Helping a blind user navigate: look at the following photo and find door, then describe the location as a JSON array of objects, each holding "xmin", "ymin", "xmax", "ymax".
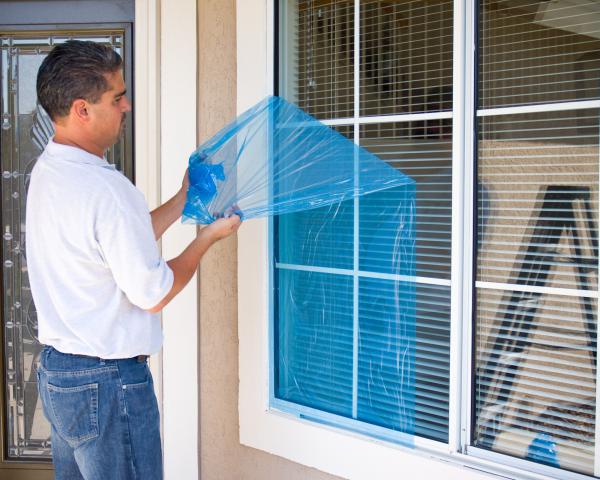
[{"xmin": 0, "ymin": 2, "xmax": 134, "ymax": 478}]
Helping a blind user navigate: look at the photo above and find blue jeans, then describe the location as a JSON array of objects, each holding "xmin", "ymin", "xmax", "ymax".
[{"xmin": 37, "ymin": 346, "xmax": 163, "ymax": 480}]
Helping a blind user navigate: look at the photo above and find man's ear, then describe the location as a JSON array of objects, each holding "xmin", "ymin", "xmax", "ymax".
[{"xmin": 71, "ymin": 99, "xmax": 90, "ymax": 123}]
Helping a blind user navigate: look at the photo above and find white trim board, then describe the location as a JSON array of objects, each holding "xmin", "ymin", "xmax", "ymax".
[
  {"xmin": 159, "ymin": 1, "xmax": 199, "ymax": 479},
  {"xmin": 133, "ymin": 1, "xmax": 198, "ymax": 477},
  {"xmin": 133, "ymin": 0, "xmax": 161, "ymax": 397}
]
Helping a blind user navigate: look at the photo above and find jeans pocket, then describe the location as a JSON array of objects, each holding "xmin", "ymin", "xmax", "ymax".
[
  {"xmin": 122, "ymin": 362, "xmax": 150, "ymax": 390},
  {"xmin": 47, "ymin": 382, "xmax": 99, "ymax": 447}
]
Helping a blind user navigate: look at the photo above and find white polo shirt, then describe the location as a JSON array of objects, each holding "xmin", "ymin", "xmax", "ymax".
[{"xmin": 26, "ymin": 140, "xmax": 174, "ymax": 358}]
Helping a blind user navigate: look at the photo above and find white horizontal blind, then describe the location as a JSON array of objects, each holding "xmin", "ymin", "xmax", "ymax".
[
  {"xmin": 360, "ymin": 0, "xmax": 453, "ymax": 116},
  {"xmin": 473, "ymin": 0, "xmax": 600, "ymax": 476},
  {"xmin": 295, "ymin": 0, "xmax": 354, "ymax": 119},
  {"xmin": 477, "ymin": 111, "xmax": 599, "ymax": 290},
  {"xmin": 478, "ymin": 0, "xmax": 600, "ymax": 108},
  {"xmin": 360, "ymin": 123, "xmax": 452, "ymax": 440},
  {"xmin": 361, "ymin": 122, "xmax": 452, "ymax": 279},
  {"xmin": 276, "ymin": 0, "xmax": 454, "ymax": 445}
]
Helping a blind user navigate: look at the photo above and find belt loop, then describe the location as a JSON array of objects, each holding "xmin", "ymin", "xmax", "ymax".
[
  {"xmin": 43, "ymin": 345, "xmax": 52, "ymax": 366},
  {"xmin": 39, "ymin": 346, "xmax": 47, "ymax": 369}
]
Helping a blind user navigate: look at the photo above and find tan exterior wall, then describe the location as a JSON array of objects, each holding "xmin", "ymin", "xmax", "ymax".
[{"xmin": 196, "ymin": 1, "xmax": 341, "ymax": 478}]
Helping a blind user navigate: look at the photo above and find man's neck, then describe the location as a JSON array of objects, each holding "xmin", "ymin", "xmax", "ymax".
[{"xmin": 53, "ymin": 129, "xmax": 105, "ymax": 158}]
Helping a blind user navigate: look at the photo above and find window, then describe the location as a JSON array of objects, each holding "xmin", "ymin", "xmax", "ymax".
[
  {"xmin": 472, "ymin": 0, "xmax": 600, "ymax": 475},
  {"xmin": 276, "ymin": 0, "xmax": 453, "ymax": 445},
  {"xmin": 272, "ymin": 0, "xmax": 600, "ymax": 478}
]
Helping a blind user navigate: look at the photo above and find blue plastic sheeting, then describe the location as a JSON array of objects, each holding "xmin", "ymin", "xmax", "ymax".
[
  {"xmin": 275, "ymin": 186, "xmax": 416, "ymax": 446},
  {"xmin": 182, "ymin": 95, "xmax": 413, "ymax": 223},
  {"xmin": 184, "ymin": 95, "xmax": 416, "ymax": 447}
]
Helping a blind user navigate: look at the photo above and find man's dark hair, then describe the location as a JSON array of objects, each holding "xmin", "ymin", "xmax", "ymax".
[{"xmin": 36, "ymin": 40, "xmax": 122, "ymax": 121}]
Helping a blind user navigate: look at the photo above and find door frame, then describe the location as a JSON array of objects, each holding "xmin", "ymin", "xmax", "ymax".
[
  {"xmin": 0, "ymin": 0, "xmax": 200, "ymax": 477},
  {"xmin": 0, "ymin": 13, "xmax": 133, "ymax": 480}
]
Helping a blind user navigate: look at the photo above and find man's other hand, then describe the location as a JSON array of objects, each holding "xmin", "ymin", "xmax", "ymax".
[{"xmin": 205, "ymin": 214, "xmax": 242, "ymax": 241}]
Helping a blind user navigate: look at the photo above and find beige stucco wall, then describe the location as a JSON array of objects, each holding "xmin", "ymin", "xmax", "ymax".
[{"xmin": 196, "ymin": 1, "xmax": 341, "ymax": 478}]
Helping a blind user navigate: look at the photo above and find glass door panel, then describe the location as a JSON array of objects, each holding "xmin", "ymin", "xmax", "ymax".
[{"xmin": 0, "ymin": 28, "xmax": 132, "ymax": 462}]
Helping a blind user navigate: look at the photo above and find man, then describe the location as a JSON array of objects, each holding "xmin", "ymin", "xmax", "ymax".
[{"xmin": 26, "ymin": 40, "xmax": 240, "ymax": 479}]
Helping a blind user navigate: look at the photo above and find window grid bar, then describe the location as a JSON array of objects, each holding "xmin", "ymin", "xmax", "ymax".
[
  {"xmin": 322, "ymin": 111, "xmax": 453, "ymax": 127},
  {"xmin": 275, "ymin": 263, "xmax": 452, "ymax": 287},
  {"xmin": 476, "ymin": 280, "xmax": 599, "ymax": 299},
  {"xmin": 351, "ymin": 0, "xmax": 360, "ymax": 421},
  {"xmin": 477, "ymin": 99, "xmax": 600, "ymax": 117}
]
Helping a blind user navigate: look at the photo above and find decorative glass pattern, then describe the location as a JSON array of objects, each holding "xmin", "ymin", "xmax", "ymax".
[{"xmin": 0, "ymin": 30, "xmax": 130, "ymax": 460}]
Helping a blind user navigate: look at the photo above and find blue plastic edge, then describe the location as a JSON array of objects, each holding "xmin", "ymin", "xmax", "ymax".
[{"xmin": 270, "ymin": 397, "xmax": 415, "ymax": 448}]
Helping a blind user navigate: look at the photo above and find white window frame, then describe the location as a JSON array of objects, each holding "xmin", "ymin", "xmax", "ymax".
[
  {"xmin": 237, "ymin": 1, "xmax": 600, "ymax": 479},
  {"xmin": 134, "ymin": 1, "xmax": 199, "ymax": 478}
]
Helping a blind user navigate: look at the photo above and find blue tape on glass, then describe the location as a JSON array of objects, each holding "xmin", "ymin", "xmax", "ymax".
[
  {"xmin": 182, "ymin": 95, "xmax": 414, "ymax": 224},
  {"xmin": 527, "ymin": 432, "xmax": 560, "ymax": 468}
]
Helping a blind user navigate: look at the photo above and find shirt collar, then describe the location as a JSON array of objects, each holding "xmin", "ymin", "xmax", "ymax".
[{"xmin": 44, "ymin": 139, "xmax": 115, "ymax": 169}]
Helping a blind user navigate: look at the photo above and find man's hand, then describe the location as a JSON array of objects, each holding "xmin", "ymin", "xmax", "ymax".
[{"xmin": 204, "ymin": 214, "xmax": 242, "ymax": 241}]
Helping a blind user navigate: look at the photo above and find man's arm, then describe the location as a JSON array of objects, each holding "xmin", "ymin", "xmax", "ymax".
[
  {"xmin": 146, "ymin": 214, "xmax": 241, "ymax": 313},
  {"xmin": 149, "ymin": 169, "xmax": 189, "ymax": 240}
]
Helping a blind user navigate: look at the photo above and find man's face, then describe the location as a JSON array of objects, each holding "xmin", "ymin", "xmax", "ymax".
[{"xmin": 86, "ymin": 70, "xmax": 131, "ymax": 151}]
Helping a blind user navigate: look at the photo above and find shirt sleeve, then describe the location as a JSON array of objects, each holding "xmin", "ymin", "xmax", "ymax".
[{"xmin": 95, "ymin": 179, "xmax": 174, "ymax": 310}]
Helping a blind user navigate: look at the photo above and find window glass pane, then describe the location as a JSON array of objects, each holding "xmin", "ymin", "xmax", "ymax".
[
  {"xmin": 275, "ymin": 269, "xmax": 354, "ymax": 416},
  {"xmin": 277, "ymin": 125, "xmax": 354, "ymax": 270},
  {"xmin": 413, "ymin": 284, "xmax": 450, "ymax": 442},
  {"xmin": 477, "ymin": 110, "xmax": 599, "ymax": 290},
  {"xmin": 276, "ymin": 0, "xmax": 451, "ymax": 446},
  {"xmin": 359, "ymin": 186, "xmax": 414, "ymax": 274},
  {"xmin": 278, "ymin": 200, "xmax": 355, "ymax": 269},
  {"xmin": 358, "ymin": 277, "xmax": 415, "ymax": 435},
  {"xmin": 474, "ymin": 108, "xmax": 599, "ymax": 474},
  {"xmin": 280, "ymin": 0, "xmax": 354, "ymax": 119},
  {"xmin": 474, "ymin": 288, "xmax": 596, "ymax": 475},
  {"xmin": 361, "ymin": 122, "xmax": 452, "ymax": 279},
  {"xmin": 475, "ymin": 0, "xmax": 600, "ymax": 471},
  {"xmin": 479, "ymin": 0, "xmax": 600, "ymax": 109},
  {"xmin": 360, "ymin": 0, "xmax": 453, "ymax": 116}
]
